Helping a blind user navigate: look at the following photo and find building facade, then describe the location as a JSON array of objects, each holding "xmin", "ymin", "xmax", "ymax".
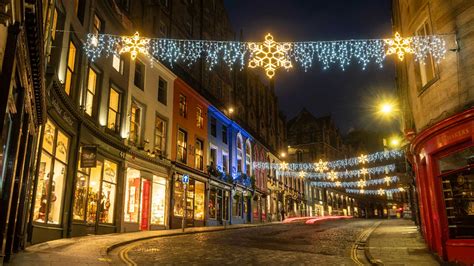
[{"xmin": 392, "ymin": 0, "xmax": 474, "ymax": 263}]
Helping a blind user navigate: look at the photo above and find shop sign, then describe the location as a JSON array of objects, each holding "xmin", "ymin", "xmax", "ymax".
[{"xmin": 81, "ymin": 145, "xmax": 98, "ymax": 168}]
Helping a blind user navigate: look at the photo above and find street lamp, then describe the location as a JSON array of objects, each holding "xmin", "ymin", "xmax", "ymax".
[{"xmin": 280, "ymin": 152, "xmax": 286, "ymax": 158}]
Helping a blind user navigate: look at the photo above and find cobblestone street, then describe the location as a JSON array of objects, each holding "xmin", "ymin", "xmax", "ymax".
[{"xmin": 117, "ymin": 219, "xmax": 376, "ymax": 265}]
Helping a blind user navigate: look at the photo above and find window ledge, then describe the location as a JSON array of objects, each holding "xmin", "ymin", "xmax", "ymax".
[{"xmin": 418, "ymin": 76, "xmax": 439, "ymax": 96}]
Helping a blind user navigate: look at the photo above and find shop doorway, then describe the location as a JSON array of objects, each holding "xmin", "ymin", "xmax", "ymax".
[{"xmin": 140, "ymin": 179, "xmax": 151, "ymax": 230}]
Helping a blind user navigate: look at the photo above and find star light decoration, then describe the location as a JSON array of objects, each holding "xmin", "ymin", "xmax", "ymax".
[
  {"xmin": 378, "ymin": 188, "xmax": 385, "ymax": 196},
  {"xmin": 328, "ymin": 170, "xmax": 337, "ymax": 181},
  {"xmin": 248, "ymin": 33, "xmax": 292, "ymax": 78},
  {"xmin": 358, "ymin": 154, "xmax": 368, "ymax": 164},
  {"xmin": 120, "ymin": 32, "xmax": 150, "ymax": 60},
  {"xmin": 384, "ymin": 32, "xmax": 414, "ymax": 61},
  {"xmin": 357, "ymin": 179, "xmax": 367, "ymax": 188},
  {"xmin": 384, "ymin": 176, "xmax": 391, "ymax": 186},
  {"xmin": 314, "ymin": 159, "xmax": 329, "ymax": 173}
]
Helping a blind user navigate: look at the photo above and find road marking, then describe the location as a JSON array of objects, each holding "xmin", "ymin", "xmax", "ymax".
[{"xmin": 351, "ymin": 221, "xmax": 381, "ymax": 265}]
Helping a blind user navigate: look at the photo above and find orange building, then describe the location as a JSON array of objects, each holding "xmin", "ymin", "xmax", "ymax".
[{"xmin": 170, "ymin": 78, "xmax": 210, "ymax": 228}]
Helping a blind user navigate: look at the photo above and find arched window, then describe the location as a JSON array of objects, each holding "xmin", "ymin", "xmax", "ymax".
[
  {"xmin": 236, "ymin": 133, "xmax": 243, "ymax": 173},
  {"xmin": 245, "ymin": 140, "xmax": 252, "ymax": 176}
]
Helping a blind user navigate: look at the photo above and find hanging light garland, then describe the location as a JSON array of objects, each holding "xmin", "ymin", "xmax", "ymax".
[
  {"xmin": 253, "ymin": 149, "xmax": 403, "ymax": 172},
  {"xmin": 311, "ymin": 175, "xmax": 399, "ymax": 188},
  {"xmin": 83, "ymin": 32, "xmax": 447, "ymax": 79},
  {"xmin": 345, "ymin": 187, "xmax": 405, "ymax": 195},
  {"xmin": 277, "ymin": 163, "xmax": 396, "ymax": 180}
]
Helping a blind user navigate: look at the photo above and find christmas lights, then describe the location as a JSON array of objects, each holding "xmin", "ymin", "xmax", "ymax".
[
  {"xmin": 277, "ymin": 163, "xmax": 396, "ymax": 180},
  {"xmin": 311, "ymin": 175, "xmax": 399, "ymax": 188},
  {"xmin": 253, "ymin": 149, "xmax": 404, "ymax": 172},
  {"xmin": 345, "ymin": 187, "xmax": 405, "ymax": 195},
  {"xmin": 83, "ymin": 32, "xmax": 448, "ymax": 78}
]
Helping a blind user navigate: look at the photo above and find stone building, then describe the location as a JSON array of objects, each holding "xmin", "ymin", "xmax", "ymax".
[{"xmin": 392, "ymin": 0, "xmax": 474, "ymax": 264}]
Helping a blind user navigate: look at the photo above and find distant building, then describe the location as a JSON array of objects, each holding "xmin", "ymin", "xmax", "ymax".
[{"xmin": 392, "ymin": 0, "xmax": 474, "ymax": 264}]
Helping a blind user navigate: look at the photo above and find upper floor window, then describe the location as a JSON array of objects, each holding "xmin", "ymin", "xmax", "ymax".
[
  {"xmin": 92, "ymin": 14, "xmax": 103, "ymax": 36},
  {"xmin": 210, "ymin": 117, "xmax": 217, "ymax": 137},
  {"xmin": 158, "ymin": 77, "xmax": 167, "ymax": 105},
  {"xmin": 107, "ymin": 87, "xmax": 121, "ymax": 132},
  {"xmin": 222, "ymin": 125, "xmax": 228, "ymax": 144},
  {"xmin": 154, "ymin": 116, "xmax": 166, "ymax": 155},
  {"xmin": 195, "ymin": 139, "xmax": 204, "ymax": 170},
  {"xmin": 245, "ymin": 140, "xmax": 252, "ymax": 176},
  {"xmin": 159, "ymin": 21, "xmax": 167, "ymax": 37},
  {"xmin": 296, "ymin": 150, "xmax": 303, "ymax": 162},
  {"xmin": 51, "ymin": 9, "xmax": 58, "ymax": 41},
  {"xmin": 85, "ymin": 67, "xmax": 98, "ymax": 116},
  {"xmin": 416, "ymin": 20, "xmax": 436, "ymax": 90},
  {"xmin": 74, "ymin": 0, "xmax": 85, "ymax": 23},
  {"xmin": 129, "ymin": 101, "xmax": 142, "ymax": 146},
  {"xmin": 196, "ymin": 107, "xmax": 204, "ymax": 128},
  {"xmin": 134, "ymin": 60, "xmax": 145, "ymax": 90},
  {"xmin": 179, "ymin": 94, "xmax": 187, "ymax": 117},
  {"xmin": 177, "ymin": 129, "xmax": 187, "ymax": 163},
  {"xmin": 65, "ymin": 41, "xmax": 77, "ymax": 95},
  {"xmin": 237, "ymin": 134, "xmax": 243, "ymax": 173},
  {"xmin": 112, "ymin": 54, "xmax": 124, "ymax": 75}
]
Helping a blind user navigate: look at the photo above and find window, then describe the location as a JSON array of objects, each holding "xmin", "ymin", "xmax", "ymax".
[
  {"xmin": 209, "ymin": 187, "xmax": 217, "ymax": 219},
  {"xmin": 33, "ymin": 120, "xmax": 69, "ymax": 224},
  {"xmin": 85, "ymin": 67, "xmax": 98, "ymax": 116},
  {"xmin": 296, "ymin": 150, "xmax": 303, "ymax": 162},
  {"xmin": 74, "ymin": 0, "xmax": 85, "ymax": 23},
  {"xmin": 129, "ymin": 101, "xmax": 142, "ymax": 146},
  {"xmin": 158, "ymin": 78, "xmax": 167, "ymax": 105},
  {"xmin": 237, "ymin": 135, "xmax": 243, "ymax": 173},
  {"xmin": 222, "ymin": 125, "xmax": 227, "ymax": 144},
  {"xmin": 51, "ymin": 9, "xmax": 58, "ymax": 41},
  {"xmin": 210, "ymin": 117, "xmax": 216, "ymax": 137},
  {"xmin": 151, "ymin": 175, "xmax": 166, "ymax": 225},
  {"xmin": 177, "ymin": 129, "xmax": 187, "ymax": 163},
  {"xmin": 195, "ymin": 139, "xmax": 204, "ymax": 170},
  {"xmin": 245, "ymin": 141, "xmax": 252, "ymax": 176},
  {"xmin": 209, "ymin": 147, "xmax": 217, "ymax": 167},
  {"xmin": 159, "ymin": 20, "xmax": 167, "ymax": 37},
  {"xmin": 92, "ymin": 14, "xmax": 102, "ymax": 36},
  {"xmin": 154, "ymin": 116, "xmax": 166, "ymax": 155},
  {"xmin": 222, "ymin": 153, "xmax": 229, "ymax": 173},
  {"xmin": 112, "ymin": 54, "xmax": 124, "ymax": 75},
  {"xmin": 134, "ymin": 60, "xmax": 145, "ymax": 90},
  {"xmin": 65, "ymin": 41, "xmax": 76, "ymax": 95},
  {"xmin": 107, "ymin": 87, "xmax": 121, "ymax": 132},
  {"xmin": 179, "ymin": 94, "xmax": 187, "ymax": 117},
  {"xmin": 196, "ymin": 107, "xmax": 203, "ymax": 128},
  {"xmin": 73, "ymin": 159, "xmax": 117, "ymax": 224},
  {"xmin": 416, "ymin": 20, "xmax": 436, "ymax": 89}
]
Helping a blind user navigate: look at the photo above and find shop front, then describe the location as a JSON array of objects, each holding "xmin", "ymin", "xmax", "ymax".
[
  {"xmin": 207, "ymin": 180, "xmax": 231, "ymax": 226},
  {"xmin": 411, "ymin": 108, "xmax": 474, "ymax": 264},
  {"xmin": 123, "ymin": 164, "xmax": 169, "ymax": 232},
  {"xmin": 171, "ymin": 172, "xmax": 206, "ymax": 229}
]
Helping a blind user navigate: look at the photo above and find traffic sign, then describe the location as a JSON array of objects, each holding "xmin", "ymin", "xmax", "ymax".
[{"xmin": 182, "ymin": 174, "xmax": 189, "ymax": 184}]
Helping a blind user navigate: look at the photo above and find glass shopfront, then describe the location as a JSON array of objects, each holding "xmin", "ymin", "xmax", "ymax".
[
  {"xmin": 173, "ymin": 175, "xmax": 205, "ymax": 227},
  {"xmin": 73, "ymin": 158, "xmax": 118, "ymax": 225},
  {"xmin": 208, "ymin": 187, "xmax": 229, "ymax": 223},
  {"xmin": 33, "ymin": 120, "xmax": 69, "ymax": 225},
  {"xmin": 151, "ymin": 175, "xmax": 166, "ymax": 225}
]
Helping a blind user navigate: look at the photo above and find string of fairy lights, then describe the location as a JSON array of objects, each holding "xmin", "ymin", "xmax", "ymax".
[{"xmin": 83, "ymin": 31, "xmax": 448, "ymax": 78}]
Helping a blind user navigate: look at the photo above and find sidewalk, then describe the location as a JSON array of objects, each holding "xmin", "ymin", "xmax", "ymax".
[
  {"xmin": 7, "ymin": 223, "xmax": 278, "ymax": 266},
  {"xmin": 365, "ymin": 219, "xmax": 440, "ymax": 265}
]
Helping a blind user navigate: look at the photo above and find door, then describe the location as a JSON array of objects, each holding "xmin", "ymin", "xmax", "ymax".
[{"xmin": 140, "ymin": 179, "xmax": 151, "ymax": 230}]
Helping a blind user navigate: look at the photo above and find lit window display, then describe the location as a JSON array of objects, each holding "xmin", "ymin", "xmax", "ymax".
[
  {"xmin": 73, "ymin": 159, "xmax": 103, "ymax": 223},
  {"xmin": 173, "ymin": 177, "xmax": 205, "ymax": 220},
  {"xmin": 34, "ymin": 120, "xmax": 69, "ymax": 225},
  {"xmin": 124, "ymin": 168, "xmax": 141, "ymax": 222},
  {"xmin": 194, "ymin": 181, "xmax": 205, "ymax": 220},
  {"xmin": 209, "ymin": 188, "xmax": 217, "ymax": 219},
  {"xmin": 101, "ymin": 160, "xmax": 117, "ymax": 223},
  {"xmin": 151, "ymin": 175, "xmax": 166, "ymax": 225}
]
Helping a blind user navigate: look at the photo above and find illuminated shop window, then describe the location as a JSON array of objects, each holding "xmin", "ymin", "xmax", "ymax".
[
  {"xmin": 124, "ymin": 168, "xmax": 141, "ymax": 223},
  {"xmin": 173, "ymin": 177, "xmax": 205, "ymax": 221},
  {"xmin": 151, "ymin": 176, "xmax": 166, "ymax": 225},
  {"xmin": 74, "ymin": 160, "xmax": 103, "ymax": 223},
  {"xmin": 34, "ymin": 120, "xmax": 69, "ymax": 225}
]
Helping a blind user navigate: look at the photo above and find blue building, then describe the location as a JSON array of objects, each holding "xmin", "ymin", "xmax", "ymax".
[{"xmin": 207, "ymin": 106, "xmax": 254, "ymax": 226}]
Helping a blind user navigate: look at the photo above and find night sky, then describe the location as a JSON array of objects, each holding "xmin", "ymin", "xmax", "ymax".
[{"xmin": 224, "ymin": 0, "xmax": 397, "ymax": 133}]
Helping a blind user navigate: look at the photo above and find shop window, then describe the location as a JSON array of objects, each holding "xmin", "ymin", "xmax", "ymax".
[
  {"xmin": 107, "ymin": 87, "xmax": 121, "ymax": 132},
  {"xmin": 233, "ymin": 193, "xmax": 242, "ymax": 217},
  {"xmin": 157, "ymin": 77, "xmax": 167, "ymax": 105},
  {"xmin": 416, "ymin": 20, "xmax": 436, "ymax": 90},
  {"xmin": 65, "ymin": 41, "xmax": 76, "ymax": 95},
  {"xmin": 194, "ymin": 181, "xmax": 205, "ymax": 220},
  {"xmin": 210, "ymin": 117, "xmax": 216, "ymax": 137},
  {"xmin": 173, "ymin": 178, "xmax": 204, "ymax": 220},
  {"xmin": 151, "ymin": 176, "xmax": 166, "ymax": 225},
  {"xmin": 222, "ymin": 125, "xmax": 227, "ymax": 144},
  {"xmin": 154, "ymin": 116, "xmax": 166, "ymax": 155},
  {"xmin": 74, "ymin": 0, "xmax": 85, "ymax": 23},
  {"xmin": 196, "ymin": 106, "xmax": 203, "ymax": 129},
  {"xmin": 101, "ymin": 160, "xmax": 117, "ymax": 223},
  {"xmin": 177, "ymin": 129, "xmax": 187, "ymax": 163},
  {"xmin": 173, "ymin": 178, "xmax": 185, "ymax": 217},
  {"xmin": 74, "ymin": 160, "xmax": 103, "ymax": 223},
  {"xmin": 223, "ymin": 191, "xmax": 229, "ymax": 220},
  {"xmin": 85, "ymin": 67, "xmax": 98, "ymax": 116},
  {"xmin": 439, "ymin": 147, "xmax": 474, "ymax": 173},
  {"xmin": 124, "ymin": 169, "xmax": 141, "ymax": 222},
  {"xmin": 34, "ymin": 120, "xmax": 69, "ymax": 224},
  {"xmin": 195, "ymin": 139, "xmax": 203, "ymax": 170},
  {"xmin": 179, "ymin": 94, "xmax": 187, "ymax": 117},
  {"xmin": 129, "ymin": 101, "xmax": 142, "ymax": 146},
  {"xmin": 209, "ymin": 187, "xmax": 217, "ymax": 219},
  {"xmin": 134, "ymin": 60, "xmax": 145, "ymax": 90},
  {"xmin": 112, "ymin": 54, "xmax": 124, "ymax": 75}
]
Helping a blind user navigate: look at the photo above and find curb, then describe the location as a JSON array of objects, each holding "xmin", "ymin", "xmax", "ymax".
[
  {"xmin": 363, "ymin": 221, "xmax": 384, "ymax": 265},
  {"xmin": 351, "ymin": 221, "xmax": 382, "ymax": 266},
  {"xmin": 105, "ymin": 222, "xmax": 280, "ymax": 255}
]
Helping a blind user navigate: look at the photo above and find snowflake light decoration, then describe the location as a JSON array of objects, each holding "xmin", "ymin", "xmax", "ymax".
[
  {"xmin": 328, "ymin": 170, "xmax": 337, "ymax": 181},
  {"xmin": 358, "ymin": 154, "xmax": 368, "ymax": 164},
  {"xmin": 120, "ymin": 32, "xmax": 150, "ymax": 60},
  {"xmin": 248, "ymin": 33, "xmax": 292, "ymax": 78},
  {"xmin": 357, "ymin": 179, "xmax": 366, "ymax": 188},
  {"xmin": 280, "ymin": 162, "xmax": 288, "ymax": 171},
  {"xmin": 384, "ymin": 32, "xmax": 414, "ymax": 61},
  {"xmin": 314, "ymin": 159, "xmax": 329, "ymax": 173},
  {"xmin": 378, "ymin": 188, "xmax": 385, "ymax": 196},
  {"xmin": 360, "ymin": 168, "xmax": 369, "ymax": 176},
  {"xmin": 384, "ymin": 176, "xmax": 391, "ymax": 186},
  {"xmin": 335, "ymin": 181, "xmax": 341, "ymax": 187},
  {"xmin": 299, "ymin": 171, "xmax": 306, "ymax": 178}
]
